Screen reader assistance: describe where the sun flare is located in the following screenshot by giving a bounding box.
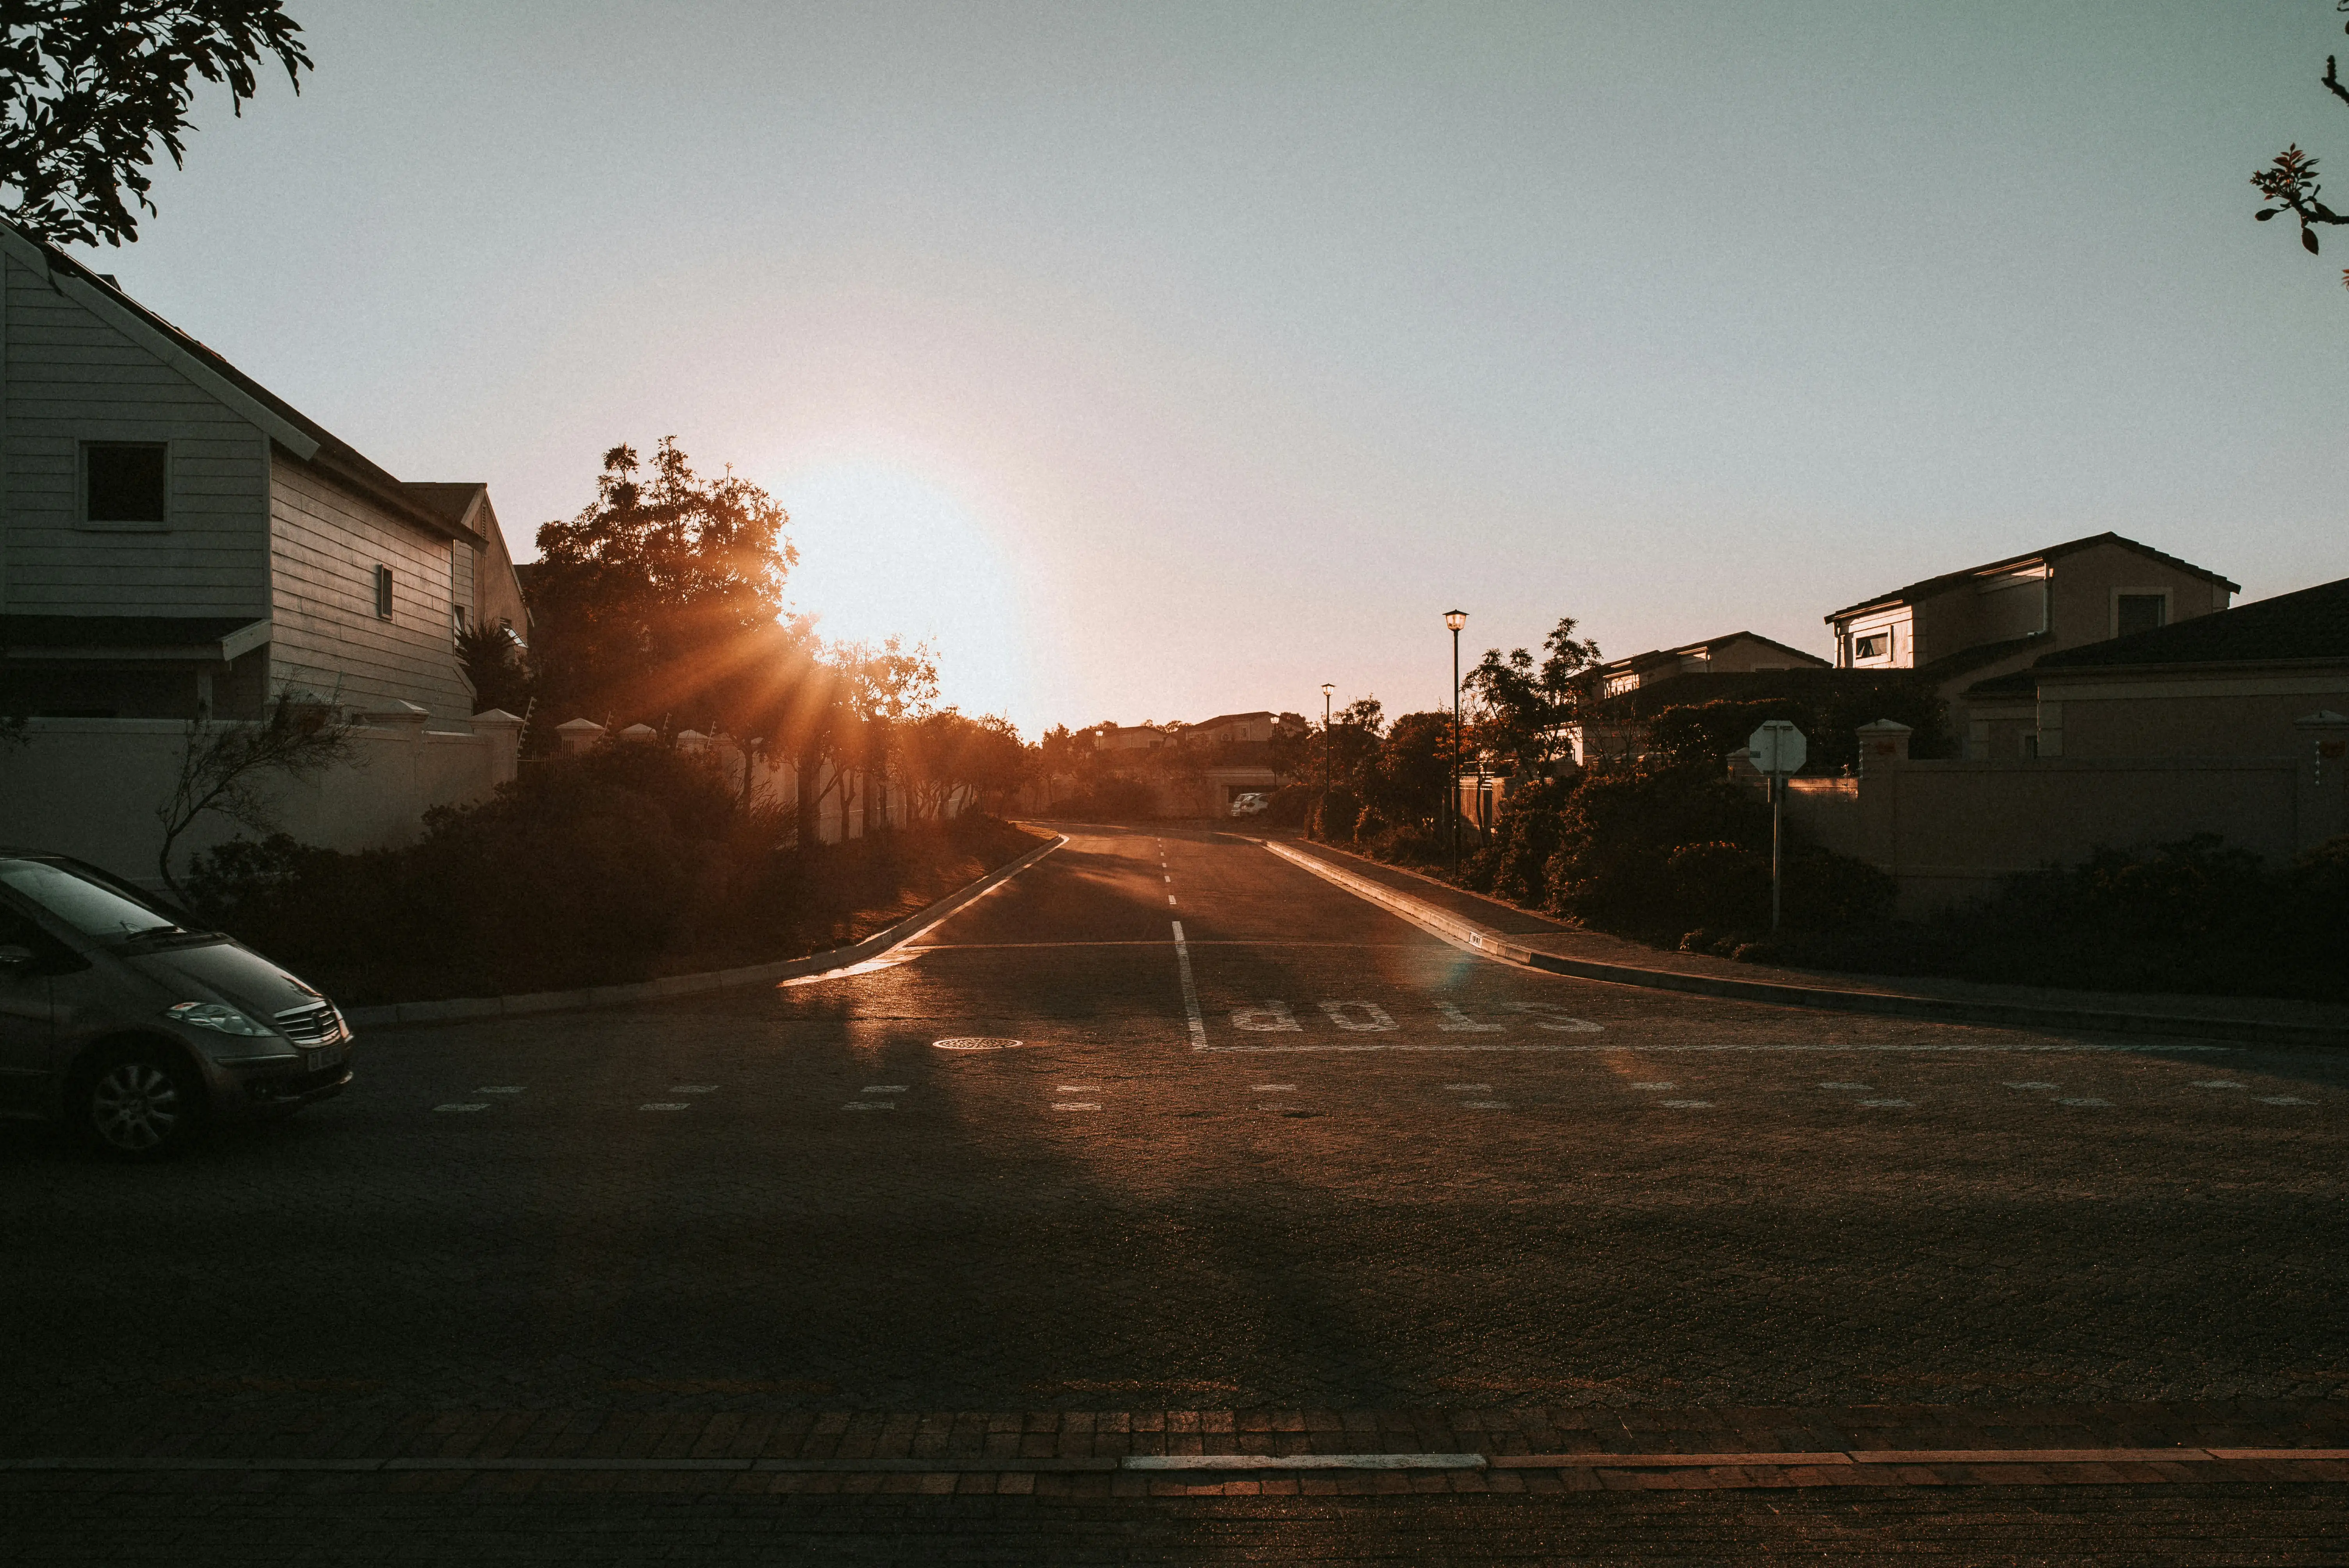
[773,458,1037,730]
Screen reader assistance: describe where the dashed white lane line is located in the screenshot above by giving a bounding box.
[1857,1099,1913,1108]
[1057,1085,1100,1092]
[1172,920,1207,1051]
[1659,1099,1713,1108]
[2258,1096,2316,1105]
[2195,1080,2246,1089]
[1444,1083,1491,1092]
[1819,1082,1869,1090]
[1053,1102,1102,1112]
[1168,894,1178,905]
[2004,1082,2059,1090]
[1461,1100,1510,1110]
[435,1103,488,1113]
[1630,1082,1675,1091]
[843,1102,894,1111]
[2058,1098,2110,1107]
[1251,1083,1296,1092]
[477,1086,523,1095]
[671,1085,719,1094]
[864,1085,908,1094]
[640,1103,690,1112]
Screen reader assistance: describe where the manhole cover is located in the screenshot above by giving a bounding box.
[932,1037,1023,1051]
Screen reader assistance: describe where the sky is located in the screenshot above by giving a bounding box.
[80,1,2349,738]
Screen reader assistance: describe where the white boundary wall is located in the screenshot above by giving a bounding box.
[0,709,522,887]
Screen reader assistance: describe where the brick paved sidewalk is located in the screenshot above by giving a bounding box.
[1273,836,2349,1035]
[9,1401,2348,1497]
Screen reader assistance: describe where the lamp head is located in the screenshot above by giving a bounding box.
[1321,682,1334,696]
[1444,609,1468,632]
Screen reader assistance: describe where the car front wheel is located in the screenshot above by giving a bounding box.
[78,1044,207,1160]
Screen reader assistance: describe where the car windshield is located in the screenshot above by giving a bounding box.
[0,858,189,942]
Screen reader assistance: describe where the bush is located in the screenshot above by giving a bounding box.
[186,746,1043,1003]
[1263,784,1316,828]
[1051,775,1157,821]
[1309,786,1361,843]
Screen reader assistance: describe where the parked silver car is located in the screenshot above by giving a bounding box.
[0,852,354,1160]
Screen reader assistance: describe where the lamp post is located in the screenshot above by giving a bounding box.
[1444,609,1467,876]
[1320,683,1334,803]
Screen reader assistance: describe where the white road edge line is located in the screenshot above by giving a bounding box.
[1172,919,1208,1050]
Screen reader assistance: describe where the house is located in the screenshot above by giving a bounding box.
[0,216,527,878]
[1823,533,2239,756]
[1091,722,1170,752]
[1595,631,1828,700]
[1963,574,2349,761]
[1781,574,2348,913]
[0,216,526,723]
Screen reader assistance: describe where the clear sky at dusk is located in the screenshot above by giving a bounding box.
[79,1,2349,737]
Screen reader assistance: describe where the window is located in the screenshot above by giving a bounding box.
[452,602,467,641]
[1852,631,1890,661]
[373,565,394,620]
[2117,593,2167,638]
[2021,734,2039,759]
[84,442,168,525]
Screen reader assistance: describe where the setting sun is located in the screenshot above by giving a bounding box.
[774,456,1038,731]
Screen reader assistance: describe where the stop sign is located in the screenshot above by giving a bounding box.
[1748,720,1806,775]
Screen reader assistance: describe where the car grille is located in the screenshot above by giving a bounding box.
[274,1002,344,1046]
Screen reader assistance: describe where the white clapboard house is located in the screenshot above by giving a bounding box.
[0,216,529,878]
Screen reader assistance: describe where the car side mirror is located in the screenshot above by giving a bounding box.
[0,944,32,967]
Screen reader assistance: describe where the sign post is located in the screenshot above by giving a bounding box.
[1747,720,1807,931]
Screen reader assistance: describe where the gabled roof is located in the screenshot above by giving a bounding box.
[1601,630,1829,675]
[1188,711,1277,730]
[2034,576,2349,672]
[1825,533,2240,624]
[0,216,478,545]
[398,483,492,545]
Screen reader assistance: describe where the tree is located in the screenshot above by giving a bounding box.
[456,622,532,720]
[1364,710,1456,833]
[527,438,797,736]
[902,709,1026,818]
[2,0,310,248]
[2249,12,2349,289]
[155,687,353,906]
[1461,615,1603,767]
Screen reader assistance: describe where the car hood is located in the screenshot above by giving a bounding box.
[121,938,328,1022]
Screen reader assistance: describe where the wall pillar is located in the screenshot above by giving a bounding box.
[555,717,605,755]
[469,708,525,788]
[1853,719,1912,878]
[2293,709,2349,853]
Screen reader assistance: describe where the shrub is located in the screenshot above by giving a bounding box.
[1052,775,1157,821]
[1309,786,1361,843]
[185,746,1042,1003]
[1263,784,1316,828]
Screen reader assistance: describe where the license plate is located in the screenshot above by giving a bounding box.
[307,1046,346,1076]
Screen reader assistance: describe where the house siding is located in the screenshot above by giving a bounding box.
[269,453,470,718]
[0,254,269,617]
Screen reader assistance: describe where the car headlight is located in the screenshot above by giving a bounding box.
[166,1001,275,1037]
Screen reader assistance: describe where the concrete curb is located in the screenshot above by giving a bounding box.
[344,832,1068,1032]
[1263,840,2349,1048]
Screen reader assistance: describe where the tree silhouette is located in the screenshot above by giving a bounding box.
[2249,9,2349,289]
[2,1,310,247]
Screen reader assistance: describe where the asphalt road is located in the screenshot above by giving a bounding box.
[4,823,2345,1562]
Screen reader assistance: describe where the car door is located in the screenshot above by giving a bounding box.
[0,899,53,1115]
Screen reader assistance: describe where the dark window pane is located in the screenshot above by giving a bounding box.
[374,565,394,618]
[2117,594,2166,637]
[86,444,167,522]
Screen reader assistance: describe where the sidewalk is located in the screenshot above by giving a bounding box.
[1264,836,2349,1047]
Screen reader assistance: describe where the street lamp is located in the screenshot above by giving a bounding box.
[1320,683,1334,803]
[1444,610,1467,876]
